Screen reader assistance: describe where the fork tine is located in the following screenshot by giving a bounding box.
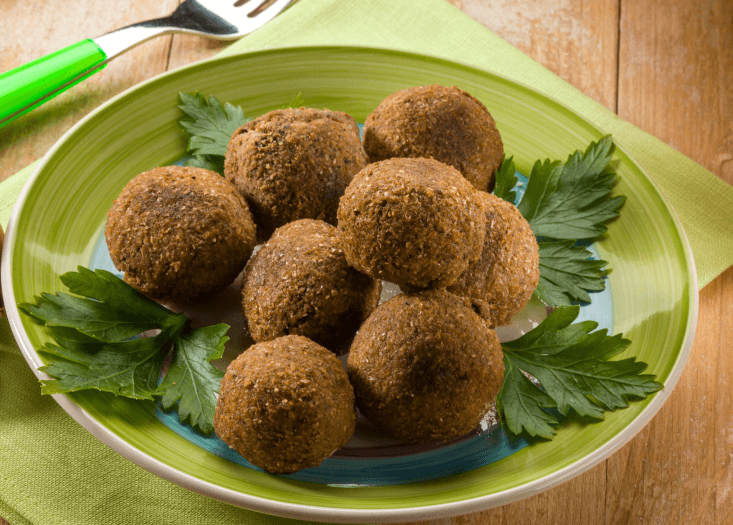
[245,0,296,21]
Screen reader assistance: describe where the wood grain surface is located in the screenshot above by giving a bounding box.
[1,0,731,524]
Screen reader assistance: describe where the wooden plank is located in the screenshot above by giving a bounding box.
[606,0,733,523]
[449,0,620,112]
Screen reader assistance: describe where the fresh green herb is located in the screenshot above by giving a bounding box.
[496,306,662,439]
[19,267,228,435]
[534,241,608,306]
[518,136,625,240]
[183,154,225,175]
[493,136,624,307]
[179,92,251,158]
[158,325,228,435]
[37,333,168,400]
[492,155,518,203]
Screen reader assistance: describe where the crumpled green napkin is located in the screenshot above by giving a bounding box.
[1,0,732,524]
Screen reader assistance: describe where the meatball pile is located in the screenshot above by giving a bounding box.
[105,85,540,474]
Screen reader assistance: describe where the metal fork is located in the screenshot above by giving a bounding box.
[0,0,295,128]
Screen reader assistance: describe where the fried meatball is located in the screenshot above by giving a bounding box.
[347,289,504,443]
[337,157,485,290]
[106,166,256,304]
[214,335,356,474]
[224,107,368,240]
[448,192,539,328]
[363,84,504,192]
[241,219,381,354]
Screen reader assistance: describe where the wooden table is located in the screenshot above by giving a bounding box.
[1,1,731,523]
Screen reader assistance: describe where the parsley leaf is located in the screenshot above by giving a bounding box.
[20,267,229,434]
[535,240,608,306]
[178,92,251,158]
[38,333,168,400]
[182,154,225,175]
[19,267,186,342]
[497,306,663,439]
[492,155,518,203]
[518,136,625,239]
[496,355,558,439]
[157,325,228,435]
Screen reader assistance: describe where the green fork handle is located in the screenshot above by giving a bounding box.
[0,39,107,128]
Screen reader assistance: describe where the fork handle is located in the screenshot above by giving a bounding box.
[0,39,107,128]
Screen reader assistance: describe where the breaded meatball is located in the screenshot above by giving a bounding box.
[448,192,539,328]
[347,289,504,443]
[337,157,485,290]
[241,219,381,354]
[363,84,504,192]
[106,166,256,304]
[214,335,356,474]
[224,107,368,240]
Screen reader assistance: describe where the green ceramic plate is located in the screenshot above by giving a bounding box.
[2,46,697,522]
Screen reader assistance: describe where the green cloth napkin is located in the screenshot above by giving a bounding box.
[1,0,732,524]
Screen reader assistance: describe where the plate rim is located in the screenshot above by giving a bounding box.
[1,44,699,523]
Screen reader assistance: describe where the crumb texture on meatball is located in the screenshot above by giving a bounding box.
[214,335,356,474]
[225,107,368,240]
[347,289,504,443]
[105,166,257,304]
[363,84,504,192]
[337,157,485,290]
[241,219,381,354]
[448,192,540,328]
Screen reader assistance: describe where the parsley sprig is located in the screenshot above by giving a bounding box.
[495,136,622,307]
[496,306,662,439]
[19,267,226,435]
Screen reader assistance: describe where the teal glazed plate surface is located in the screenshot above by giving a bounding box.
[2,46,697,522]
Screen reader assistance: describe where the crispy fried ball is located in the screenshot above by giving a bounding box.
[241,219,381,354]
[105,166,256,304]
[448,192,540,328]
[224,107,368,240]
[214,335,356,474]
[363,84,504,192]
[337,157,485,290]
[347,289,504,443]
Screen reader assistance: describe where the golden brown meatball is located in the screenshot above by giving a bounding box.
[241,219,381,354]
[224,107,368,240]
[105,166,256,304]
[448,192,540,328]
[214,335,356,474]
[347,289,504,443]
[363,85,504,192]
[337,157,485,290]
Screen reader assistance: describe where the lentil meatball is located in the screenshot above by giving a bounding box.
[337,157,485,290]
[214,335,356,474]
[241,219,381,354]
[224,107,368,240]
[448,192,539,328]
[347,289,504,443]
[105,166,256,304]
[363,84,504,192]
